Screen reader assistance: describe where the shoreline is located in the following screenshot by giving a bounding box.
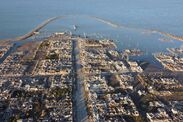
[0,16,183,43]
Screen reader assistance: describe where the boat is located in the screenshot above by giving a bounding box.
[73,25,77,31]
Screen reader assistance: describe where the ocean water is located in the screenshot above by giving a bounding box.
[0,0,183,63]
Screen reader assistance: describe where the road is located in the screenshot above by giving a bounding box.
[0,44,18,64]
[72,39,88,122]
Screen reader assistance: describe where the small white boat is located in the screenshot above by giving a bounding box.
[73,25,77,31]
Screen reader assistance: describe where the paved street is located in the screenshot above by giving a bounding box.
[72,39,88,122]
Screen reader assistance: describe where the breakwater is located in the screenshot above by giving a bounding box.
[0,16,65,42]
[0,15,183,42]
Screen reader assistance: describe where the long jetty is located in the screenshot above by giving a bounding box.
[91,16,183,42]
[15,16,65,41]
[0,16,65,42]
[157,31,183,42]
[0,15,183,43]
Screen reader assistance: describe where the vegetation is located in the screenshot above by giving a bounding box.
[139,94,157,111]
[46,53,59,60]
[49,87,70,98]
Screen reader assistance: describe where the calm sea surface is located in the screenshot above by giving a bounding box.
[0,0,183,63]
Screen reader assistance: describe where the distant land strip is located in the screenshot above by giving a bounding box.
[0,15,183,43]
